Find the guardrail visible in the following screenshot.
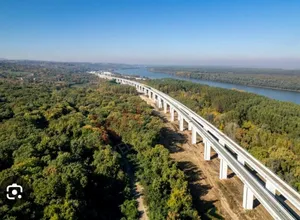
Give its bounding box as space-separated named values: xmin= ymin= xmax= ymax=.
xmin=97 ymin=74 xmax=300 ymax=219
xmin=141 ymin=84 xmax=300 ymax=212
xmin=140 ymin=88 xmax=295 ymax=219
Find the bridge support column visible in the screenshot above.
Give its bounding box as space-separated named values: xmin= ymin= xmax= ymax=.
xmin=179 ymin=116 xmax=184 ymax=131
xmin=170 ymin=107 xmax=175 ymax=122
xmin=188 ymin=121 xmax=192 ymax=131
xmin=148 ymin=91 xmax=151 ymax=99
xmin=158 ymin=97 xmax=162 ymax=108
xmin=243 ymin=185 xmax=254 ymax=210
xmin=266 ymin=180 xmax=276 ymax=195
xmin=163 ymin=102 xmax=167 ymax=113
xmin=237 ymin=155 xmax=245 ymax=165
xmin=192 ymin=126 xmax=197 ymax=144
xmin=203 ymin=139 xmax=211 ymax=161
xmin=219 ymin=158 xmax=228 ymax=179
xmin=152 ymin=93 xmax=156 ymax=101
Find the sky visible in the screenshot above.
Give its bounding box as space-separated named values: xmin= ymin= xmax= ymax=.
xmin=1 ymin=0 xmax=300 ymax=68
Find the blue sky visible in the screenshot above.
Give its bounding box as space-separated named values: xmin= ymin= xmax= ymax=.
xmin=1 ymin=0 xmax=300 ymax=68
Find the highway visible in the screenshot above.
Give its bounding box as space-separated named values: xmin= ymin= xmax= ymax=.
xmin=146 ymin=85 xmax=300 ymax=212
xmin=97 ymin=74 xmax=300 ymax=219
xmin=161 ymin=97 xmax=296 ymax=220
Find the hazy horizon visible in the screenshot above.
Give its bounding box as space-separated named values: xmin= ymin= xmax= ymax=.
xmin=2 ymin=58 xmax=300 ymax=70
xmin=1 ymin=0 xmax=300 ymax=69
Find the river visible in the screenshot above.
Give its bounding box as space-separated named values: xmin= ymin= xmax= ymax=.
xmin=115 ymin=68 xmax=300 ymax=105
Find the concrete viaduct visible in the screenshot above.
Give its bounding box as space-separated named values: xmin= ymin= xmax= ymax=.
xmin=97 ymin=74 xmax=300 ymax=220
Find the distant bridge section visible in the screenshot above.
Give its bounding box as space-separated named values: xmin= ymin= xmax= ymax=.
xmin=96 ymin=74 xmax=300 ymax=220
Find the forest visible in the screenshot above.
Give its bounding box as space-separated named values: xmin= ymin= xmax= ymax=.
xmin=2 ymin=60 xmax=299 ymax=219
xmin=0 ymin=69 xmax=199 ymax=219
xmin=146 ymin=79 xmax=300 ymax=192
xmin=0 ymin=60 xmax=132 ymax=86
xmin=148 ymin=67 xmax=300 ymax=92
xmin=0 ymin=74 xmax=199 ymax=220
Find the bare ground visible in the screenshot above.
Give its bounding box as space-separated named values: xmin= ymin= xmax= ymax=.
xmin=136 ymin=183 xmax=149 ymax=220
xmin=140 ymin=95 xmax=273 ymax=220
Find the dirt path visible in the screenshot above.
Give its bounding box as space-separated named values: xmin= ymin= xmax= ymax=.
xmin=136 ymin=183 xmax=149 ymax=220
xmin=120 ymin=141 xmax=149 ymax=220
xmin=140 ymin=95 xmax=272 ymax=220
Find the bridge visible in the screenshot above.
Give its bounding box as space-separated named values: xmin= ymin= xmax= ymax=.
xmin=96 ymin=74 xmax=300 ymax=220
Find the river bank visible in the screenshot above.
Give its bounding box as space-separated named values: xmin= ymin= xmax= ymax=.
xmin=148 ymin=69 xmax=300 ymax=93
xmin=115 ymin=68 xmax=300 ymax=105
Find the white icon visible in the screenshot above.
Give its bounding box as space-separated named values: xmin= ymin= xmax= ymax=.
xmin=6 ymin=183 xmax=23 ymax=200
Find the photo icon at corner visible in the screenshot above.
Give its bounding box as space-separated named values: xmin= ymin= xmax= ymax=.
xmin=6 ymin=183 xmax=23 ymax=200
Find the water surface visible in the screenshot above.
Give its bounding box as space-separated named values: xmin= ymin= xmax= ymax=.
xmin=116 ymin=68 xmax=300 ymax=105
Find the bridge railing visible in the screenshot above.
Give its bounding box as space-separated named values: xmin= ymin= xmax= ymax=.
xmin=136 ymin=81 xmax=300 ymax=212
xmin=125 ymin=79 xmax=296 ymax=219
xmin=98 ymin=74 xmax=300 ymax=217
